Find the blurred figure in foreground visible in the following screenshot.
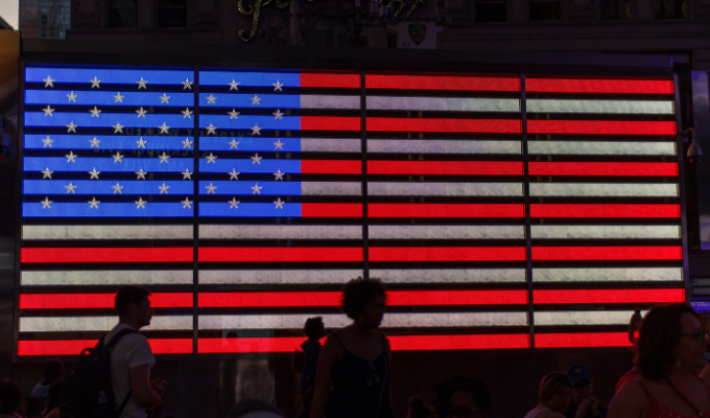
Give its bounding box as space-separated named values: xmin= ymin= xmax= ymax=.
xmin=564 ymin=365 xmax=605 ymax=418
xmin=227 ymin=399 xmax=286 ymax=418
xmin=30 ymin=359 xmax=64 ymax=407
xmin=407 ymin=396 xmax=437 ymax=418
xmin=432 ymin=375 xmax=489 ymax=418
xmin=309 ymin=277 xmax=393 ymax=418
xmin=41 ymin=380 xmax=62 ymax=418
xmin=524 ymin=372 xmax=572 ymax=418
xmin=297 ymin=316 xmax=326 ymax=418
xmin=608 ymin=303 xmax=710 ymax=418
xmin=0 ymin=378 xmax=24 ymax=418
xmin=615 ymin=309 xmax=642 ymax=393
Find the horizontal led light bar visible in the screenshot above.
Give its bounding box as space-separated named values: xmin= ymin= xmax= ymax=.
xmin=366 ymin=75 xmax=521 ymax=92
xmin=526 ymin=99 xmax=674 ymax=114
xmin=20 ymin=292 xmax=193 ymax=309
xmin=198 ymin=159 xmax=361 ymax=174
xmin=534 ymin=310 xmax=643 ymax=326
xmin=197 ymin=290 xmax=528 ymax=308
xmin=198 ymin=71 xmax=360 ymax=88
xmin=21 ymin=247 xmax=194 ymax=263
xmin=368 ymin=247 xmax=526 ymax=262
xmin=23 ymin=203 xmax=194 ymax=218
xmin=535 ymin=332 xmax=631 ymax=348
xmin=366 ymin=97 xmax=520 ymax=112
xmin=366 ymin=118 xmax=522 ymax=134
xmin=528 ymin=162 xmax=678 ymax=177
xmin=527 ymin=141 xmax=676 ymax=156
xmin=199 ymin=137 xmax=362 ymax=153
xmin=367 ymin=139 xmax=521 ymax=155
xmin=533 ymin=267 xmax=682 ymax=282
xmin=22 ymin=225 xmax=193 ymax=240
xmin=198 ymin=312 xmax=527 ymax=330
xmin=371 ymin=269 xmax=526 ymax=283
xmin=20 ymin=315 xmax=193 ymax=332
xmin=24 ymin=135 xmax=198 ymax=151
xmin=197 ymin=94 xmax=359 ymax=109
xmin=530 ymin=225 xmax=680 ymax=239
xmin=18 ymin=339 xmax=193 ymax=356
xmin=199 ymin=269 xmax=363 ymax=284
xmin=534 ymin=288 xmax=684 ymax=304
xmin=368 ymin=225 xmax=524 ymax=240
xmin=368 ymin=203 xmax=524 ymax=218
xmin=199 ymin=202 xmax=363 ymax=218
xmin=196 ymin=181 xmax=360 ymax=196
xmin=367 ymin=183 xmax=523 ymax=196
xmin=21 ymin=270 xmax=193 ymax=286
xmin=529 ymin=204 xmax=680 ymax=218
xmin=529 ymin=183 xmax=679 ymax=197
xmin=25 ymin=113 xmax=193 ymax=129
xmin=531 ymin=246 xmax=682 ymax=261
xmin=199 ymin=247 xmax=363 ymax=263
xmin=25 ymin=90 xmax=194 ymax=107
xmin=368 ymin=161 xmax=523 ymax=176
xmin=24 ymin=180 xmax=194 ymax=195
xmin=525 ymin=78 xmax=673 ymax=95
xmin=527 ymin=120 xmax=676 ymax=136
xmin=24 ymin=157 xmax=193 ymax=173
xmin=26 ymin=67 xmax=193 ymax=85
xmin=200 ymin=225 xmax=362 ymax=240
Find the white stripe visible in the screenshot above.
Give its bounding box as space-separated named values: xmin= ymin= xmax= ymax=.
xmin=300 ymin=95 xmax=360 ymax=109
xmin=529 ymin=183 xmax=679 ymax=197
xmin=533 ymin=267 xmax=682 ymax=282
xmin=527 ymin=99 xmax=675 ymax=114
xmin=20 ymin=316 xmax=193 ymax=332
xmin=21 ymin=270 xmax=193 ymax=286
xmin=371 ymin=269 xmax=526 ymax=283
xmin=534 ymin=311 xmax=643 ymax=326
xmin=531 ymin=225 xmax=680 ymax=239
xmin=369 ymin=225 xmax=524 ymax=240
xmin=368 ymin=182 xmax=522 ymax=196
xmin=22 ymin=225 xmax=193 ymax=240
xmin=528 ymin=141 xmax=676 ymax=156
xmin=198 ymin=312 xmax=527 ymax=330
xmin=301 ymin=182 xmax=361 ymax=196
xmin=367 ymin=140 xmax=521 ymax=155
xmin=200 ymin=225 xmax=362 ymax=239
xmin=199 ymin=270 xmax=363 ymax=284
xmin=301 ymin=138 xmax=361 ymax=153
xmin=367 ymin=97 xmax=520 ymax=112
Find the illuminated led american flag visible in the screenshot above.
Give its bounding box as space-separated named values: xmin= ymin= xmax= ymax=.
xmin=16 ymin=66 xmax=688 ymax=356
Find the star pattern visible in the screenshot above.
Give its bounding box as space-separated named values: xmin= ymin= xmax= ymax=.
xmin=182 ymin=107 xmax=193 ymax=119
xmin=41 ymin=167 xmax=53 ymax=179
xmin=273 ymin=80 xmax=284 ymax=91
xmin=228 ymin=109 xmax=240 ymax=120
xmin=67 ymin=91 xmax=78 ymax=102
xmin=41 ymin=197 xmax=53 ymax=208
xmin=251 ymin=153 xmax=262 ymax=164
xmin=206 ymin=94 xmax=217 ymax=104
xmin=182 ymin=169 xmax=193 ymax=180
xmin=65 ymin=151 xmax=77 ymax=163
xmin=114 ymin=92 xmax=125 ymax=103
xmin=228 ymin=169 xmax=240 ymax=180
xmin=66 ymin=121 xmax=78 ymax=133
xmin=89 ymin=106 xmax=101 ymax=118
xmin=159 ymin=93 xmax=171 ymax=104
xmin=273 ymin=139 xmax=284 ymax=150
xmin=136 ymin=107 xmax=147 ymax=118
xmin=136 ymin=78 xmax=148 ymax=89
xmin=206 ymin=183 xmax=217 ymax=194
xmin=136 ymin=138 xmax=147 ymax=149
xmin=273 ymin=197 xmax=285 ymax=209
xmin=229 ymin=80 xmax=240 ymax=91
xmin=251 ymin=124 xmax=262 ymax=136
xmin=90 ymin=77 xmax=101 ymax=89
xmin=158 ymin=152 xmax=170 ymax=163
xmin=206 ymin=153 xmax=217 ymax=163
xmin=159 ymin=123 xmax=170 ymax=134
xmin=42 ymin=136 xmax=54 ymax=147
xmin=43 ymin=76 xmax=54 ymax=88
xmin=88 ymin=167 xmax=101 ymax=179
xmin=273 ymin=169 xmax=285 ymax=181
xmin=229 ymin=139 xmax=240 ymax=149
xmin=89 ymin=137 xmax=100 ymax=148
xmin=112 ymin=183 xmax=124 ymax=194
xmin=113 ymin=122 xmax=124 ymax=133
xmin=251 ymin=95 xmax=261 ymax=106
xmin=228 ymin=197 xmax=240 ymax=209
xmin=135 ymin=197 xmax=146 ymax=208
xmin=206 ymin=124 xmax=217 ymax=135
xmin=182 ymin=197 xmax=193 ymax=208
xmin=158 ymin=183 xmax=170 ymax=194
xmin=182 ymin=138 xmax=193 ymax=149
xmin=273 ymin=109 xmax=284 ymax=120
xmin=182 ymin=78 xmax=193 ymax=90
xmin=112 ymin=152 xmax=124 ymax=163
xmin=251 ymin=183 xmax=263 ymax=195
xmin=88 ymin=197 xmax=100 ymax=208
xmin=43 ymin=105 xmax=55 ymax=117
xmin=135 ymin=168 xmax=148 ymax=180
xmin=64 ymin=183 xmax=77 ymax=194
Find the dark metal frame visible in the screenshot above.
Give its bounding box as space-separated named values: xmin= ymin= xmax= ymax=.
xmin=13 ymin=41 xmax=686 ymax=360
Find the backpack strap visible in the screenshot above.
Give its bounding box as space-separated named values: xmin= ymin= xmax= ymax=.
xmin=104 ymin=328 xmax=138 ymax=351
xmin=116 ymin=390 xmax=133 ymax=417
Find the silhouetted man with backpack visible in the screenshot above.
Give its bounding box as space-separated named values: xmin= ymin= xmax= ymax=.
xmin=60 ymin=286 xmax=166 ymax=418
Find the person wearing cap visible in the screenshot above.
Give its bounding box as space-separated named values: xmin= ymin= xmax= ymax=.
xmin=565 ymin=365 xmax=606 ymax=418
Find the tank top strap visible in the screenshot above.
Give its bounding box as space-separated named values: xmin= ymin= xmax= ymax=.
xmin=332 ymin=332 xmax=347 ymax=352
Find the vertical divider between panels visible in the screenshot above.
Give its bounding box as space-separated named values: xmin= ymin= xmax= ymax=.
xmin=12 ymin=61 xmax=26 ymax=362
xmin=674 ymin=74 xmax=691 ymax=300
xmin=192 ymin=67 xmax=200 ymax=355
xmin=520 ymin=74 xmax=535 ymax=349
xmin=361 ymin=71 xmax=369 ymax=279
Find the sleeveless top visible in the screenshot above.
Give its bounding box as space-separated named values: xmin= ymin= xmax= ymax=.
xmin=639 ymin=379 xmax=710 ymax=418
xmin=523 ymin=406 xmax=552 ymax=418
xmin=325 ymin=333 xmax=394 ymax=418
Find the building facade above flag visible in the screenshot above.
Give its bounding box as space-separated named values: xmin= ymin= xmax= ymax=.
xmin=16 ymin=65 xmax=686 ymax=356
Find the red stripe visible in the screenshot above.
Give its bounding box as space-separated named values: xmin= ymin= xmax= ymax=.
xmin=527 ymin=120 xmax=676 ymax=136
xmin=21 ymin=247 xmax=193 ymax=264
xmin=532 ymin=246 xmax=682 ymax=261
xmin=198 ymin=290 xmax=527 ymax=307
xmin=534 ymin=288 xmax=685 ymax=304
xmin=300 ymin=203 xmax=363 ymax=218
xmin=530 ymin=204 xmax=680 ymax=218
xmin=369 ymin=247 xmax=527 ymax=262
xmin=368 ymin=161 xmax=523 ymax=176
xmin=301 ymin=160 xmax=362 ymax=174
xmin=367 ymin=118 xmax=522 ymax=133
xmin=526 ymin=78 xmax=674 ymax=95
xmin=18 ymin=339 xmax=193 ymax=356
xmin=198 ymin=334 xmax=529 ymax=353
xmin=299 ymin=73 xmax=361 ymax=88
xmin=535 ymin=333 xmax=632 ymax=348
xmin=368 ymin=203 xmax=524 ymax=218
xmin=300 ymin=116 xmax=361 ymax=131
xmin=198 ymin=247 xmax=364 ymax=262
xmin=366 ymin=75 xmax=520 ymax=92
xmin=19 ymin=293 xmax=193 ymax=309
xmin=529 ymin=162 xmax=678 ymax=177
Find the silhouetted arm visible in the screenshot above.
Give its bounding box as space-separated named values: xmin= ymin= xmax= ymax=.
xmin=309 ymin=336 xmax=340 ymax=418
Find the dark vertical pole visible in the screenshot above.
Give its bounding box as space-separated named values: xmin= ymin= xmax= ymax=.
xmin=361 ymin=71 xmax=369 ymax=280
xmin=674 ymin=74 xmax=691 ymax=300
xmin=521 ymin=74 xmax=535 ymax=349
xmin=192 ymin=67 xmax=200 ymax=355
xmin=12 ymin=61 xmax=26 ymax=363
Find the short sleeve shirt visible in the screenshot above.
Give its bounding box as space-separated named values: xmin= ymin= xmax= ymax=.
xmin=105 ymin=323 xmax=156 ymax=418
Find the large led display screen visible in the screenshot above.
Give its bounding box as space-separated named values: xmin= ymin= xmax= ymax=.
xmin=17 ymin=66 xmax=686 ymax=356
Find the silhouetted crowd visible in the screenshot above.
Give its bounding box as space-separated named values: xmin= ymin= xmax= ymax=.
xmin=0 ymin=279 xmax=708 ymax=418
